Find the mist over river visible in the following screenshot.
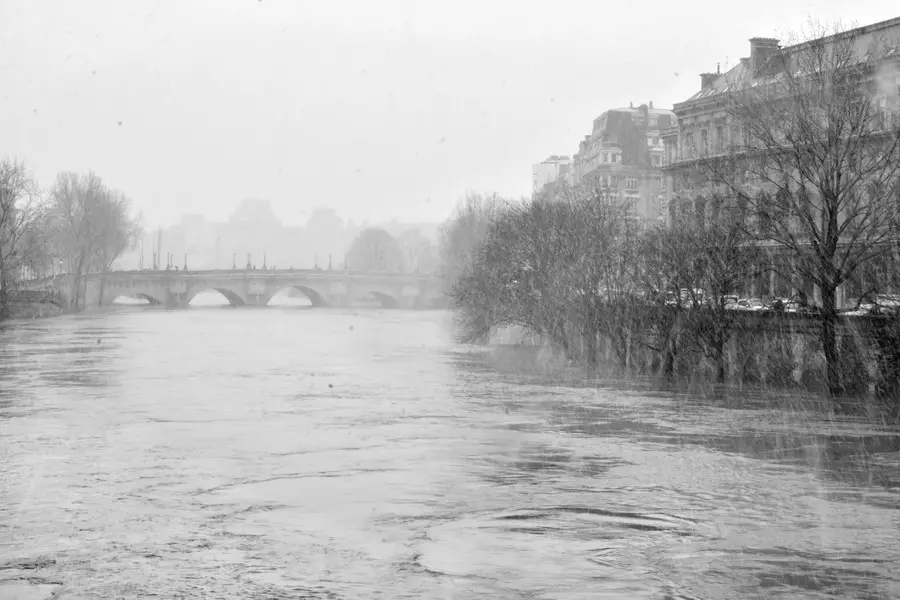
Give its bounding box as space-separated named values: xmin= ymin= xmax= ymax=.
xmin=1 ymin=300 xmax=898 ymax=599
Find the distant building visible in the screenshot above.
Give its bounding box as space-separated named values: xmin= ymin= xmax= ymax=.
xmin=567 ymin=103 xmax=675 ymax=223
xmin=532 ymin=155 xmax=572 ymax=194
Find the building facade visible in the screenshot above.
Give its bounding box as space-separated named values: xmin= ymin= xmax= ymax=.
xmin=532 ymin=155 xmax=572 ymax=195
xmin=662 ymin=17 xmax=900 ymax=303
xmin=568 ymin=103 xmax=675 ymax=223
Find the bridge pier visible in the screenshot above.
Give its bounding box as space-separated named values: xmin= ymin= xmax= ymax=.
xmin=166 ymin=292 xmax=190 ymax=309
xmin=244 ymin=293 xmax=269 ymax=307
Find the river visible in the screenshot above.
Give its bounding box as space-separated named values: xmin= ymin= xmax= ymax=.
xmin=1 ymin=299 xmax=899 ymax=599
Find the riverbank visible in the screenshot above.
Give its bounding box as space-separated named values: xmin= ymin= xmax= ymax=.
xmin=3 ymin=301 xmax=68 ymax=321
xmin=480 ymin=317 xmax=900 ymax=421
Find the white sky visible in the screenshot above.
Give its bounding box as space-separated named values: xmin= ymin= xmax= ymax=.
xmin=1 ymin=0 xmax=897 ymax=227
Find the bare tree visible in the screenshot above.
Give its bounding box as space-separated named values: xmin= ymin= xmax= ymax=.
xmin=346 ymin=227 xmax=404 ymax=271
xmin=92 ymin=191 xmax=142 ymax=305
xmin=451 ymin=197 xmax=573 ymax=350
xmin=451 ymin=183 xmax=637 ymax=363
xmin=674 ymin=199 xmax=763 ymax=382
xmin=0 ymin=159 xmax=42 ymax=318
xmin=396 ymin=229 xmax=439 ymax=274
xmin=551 ymin=181 xmax=639 ymax=366
xmin=46 ymin=172 xmax=141 ymax=309
xmin=703 ymin=21 xmax=900 ymax=396
xmin=438 ymin=192 xmax=508 ymax=295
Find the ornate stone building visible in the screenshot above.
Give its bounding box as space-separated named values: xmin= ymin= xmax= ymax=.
xmin=662 ymin=17 xmax=900 ymax=303
xmin=567 ymin=103 xmax=675 ymax=223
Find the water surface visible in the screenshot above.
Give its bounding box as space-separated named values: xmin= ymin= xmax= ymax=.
xmin=1 ymin=303 xmax=898 ymax=599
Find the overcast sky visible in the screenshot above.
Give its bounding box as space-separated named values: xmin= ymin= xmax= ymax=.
xmin=1 ymin=1 xmax=897 ymax=228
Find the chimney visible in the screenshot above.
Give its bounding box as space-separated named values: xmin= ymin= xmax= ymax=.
xmin=700 ymin=72 xmax=719 ymax=89
xmin=649 ymin=101 xmax=654 ymax=109
xmin=749 ymin=37 xmax=780 ymax=77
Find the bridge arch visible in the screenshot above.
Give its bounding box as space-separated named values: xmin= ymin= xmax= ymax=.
xmin=187 ymin=288 xmax=246 ymax=307
xmin=370 ymin=290 xmax=399 ymax=309
xmin=268 ymin=285 xmax=327 ymax=307
xmin=112 ymin=293 xmax=162 ymax=306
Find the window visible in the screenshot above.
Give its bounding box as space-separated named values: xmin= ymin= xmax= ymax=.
xmin=652 ymin=136 xmax=659 ymax=145
xmin=603 ymin=152 xmax=609 ymax=163
xmin=652 ymin=155 xmax=661 ymax=166
xmin=700 ymin=129 xmax=709 ymax=155
xmin=625 ymin=177 xmax=638 ymax=190
xmin=716 ymin=125 xmax=724 ymax=152
xmin=612 ymin=153 xmax=618 ymax=163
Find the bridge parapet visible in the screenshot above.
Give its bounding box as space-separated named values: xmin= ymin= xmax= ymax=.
xmin=24 ymin=269 xmax=444 ymax=310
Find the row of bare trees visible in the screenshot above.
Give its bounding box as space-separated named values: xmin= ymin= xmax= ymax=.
xmin=345 ymin=227 xmax=440 ymax=273
xmin=442 ymin=183 xmax=762 ymax=382
xmin=0 ymin=159 xmax=141 ymax=317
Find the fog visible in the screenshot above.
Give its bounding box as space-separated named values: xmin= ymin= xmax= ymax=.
xmin=2 ymin=0 xmax=896 ymax=228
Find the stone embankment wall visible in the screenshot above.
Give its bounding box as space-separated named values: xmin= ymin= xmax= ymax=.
xmin=600 ymin=310 xmax=900 ymax=397
xmin=492 ymin=310 xmax=900 ymax=398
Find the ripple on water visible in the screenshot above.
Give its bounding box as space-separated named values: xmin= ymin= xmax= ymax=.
xmin=410 ymin=504 xmax=706 ymax=598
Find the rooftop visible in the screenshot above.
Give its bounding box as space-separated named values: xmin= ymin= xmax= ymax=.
xmin=611 ymin=105 xmax=675 ymax=116
xmin=678 ymin=15 xmax=900 ymax=106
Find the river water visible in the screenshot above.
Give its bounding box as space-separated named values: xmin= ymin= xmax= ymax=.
xmin=1 ymin=299 xmax=899 ymax=599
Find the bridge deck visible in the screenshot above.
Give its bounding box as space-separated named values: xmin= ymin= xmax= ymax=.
xmin=27 ymin=268 xmax=438 ymax=283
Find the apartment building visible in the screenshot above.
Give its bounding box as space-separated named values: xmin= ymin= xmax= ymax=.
xmin=532 ymin=155 xmax=572 ymax=194
xmin=662 ymin=16 xmax=900 ymax=302
xmin=569 ymin=103 xmax=675 ymax=223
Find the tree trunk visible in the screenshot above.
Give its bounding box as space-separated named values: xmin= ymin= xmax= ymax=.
xmin=556 ymin=319 xmax=571 ymax=359
xmin=70 ymin=254 xmax=86 ymax=311
xmin=821 ymin=285 xmax=842 ymax=397
xmin=70 ymin=273 xmax=81 ymax=310
xmin=0 ymin=259 xmax=8 ymax=320
xmin=663 ymin=338 xmax=676 ymax=377
xmin=98 ymin=264 xmax=109 ymax=307
xmin=0 ymin=282 xmax=9 ymax=320
xmin=584 ymin=326 xmax=597 ymax=366
xmin=625 ymin=328 xmax=633 ymax=372
xmin=715 ymin=346 xmax=726 ymax=383
xmin=661 ymin=309 xmax=680 ymax=378
xmin=714 ymin=317 xmax=726 ymax=384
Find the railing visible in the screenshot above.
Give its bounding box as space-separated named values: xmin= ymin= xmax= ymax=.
xmin=23 ymin=268 xmax=439 ymax=285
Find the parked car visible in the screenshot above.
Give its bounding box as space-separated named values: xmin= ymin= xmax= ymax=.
xmin=662 ymin=288 xmax=704 ymax=308
xmin=857 ymin=294 xmax=900 ymax=315
xmin=735 ymin=297 xmax=765 ymax=311
xmin=721 ymin=295 xmax=740 ymax=309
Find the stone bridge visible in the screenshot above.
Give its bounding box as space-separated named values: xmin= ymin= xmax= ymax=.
xmin=26 ymin=269 xmax=444 ymax=309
